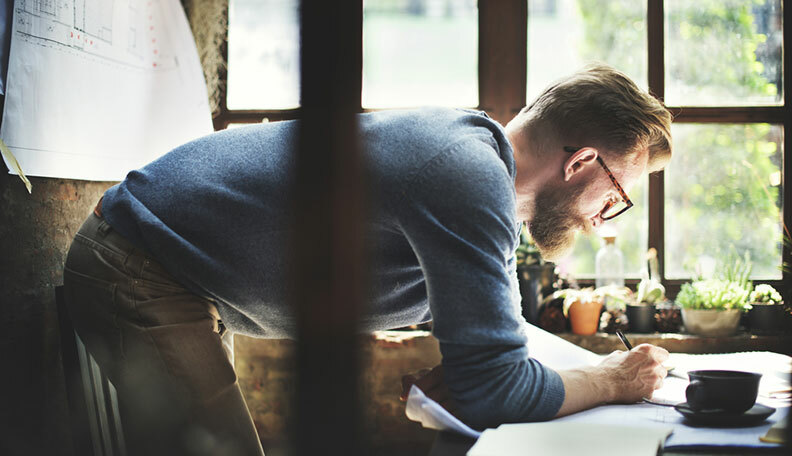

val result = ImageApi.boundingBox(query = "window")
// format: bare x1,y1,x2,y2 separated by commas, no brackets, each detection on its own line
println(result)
362,0,478,108
215,0,788,292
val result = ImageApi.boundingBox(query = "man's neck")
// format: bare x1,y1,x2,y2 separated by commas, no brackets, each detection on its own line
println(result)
506,122,559,223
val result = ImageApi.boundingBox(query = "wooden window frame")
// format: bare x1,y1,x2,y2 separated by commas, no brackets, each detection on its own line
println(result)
213,0,790,298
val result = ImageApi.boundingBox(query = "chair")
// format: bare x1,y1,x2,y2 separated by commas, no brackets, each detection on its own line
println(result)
56,285,126,456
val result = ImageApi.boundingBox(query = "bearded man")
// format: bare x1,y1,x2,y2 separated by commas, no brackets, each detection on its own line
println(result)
63,63,672,455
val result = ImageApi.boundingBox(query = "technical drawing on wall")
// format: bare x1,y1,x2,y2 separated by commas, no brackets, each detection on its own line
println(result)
1,0,212,181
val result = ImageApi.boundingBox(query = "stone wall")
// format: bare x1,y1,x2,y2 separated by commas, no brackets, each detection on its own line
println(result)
235,331,442,454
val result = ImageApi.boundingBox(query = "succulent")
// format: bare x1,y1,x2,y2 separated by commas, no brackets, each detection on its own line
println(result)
636,248,665,305
593,285,633,310
654,302,682,332
676,279,751,311
600,307,629,333
747,284,783,306
515,224,544,269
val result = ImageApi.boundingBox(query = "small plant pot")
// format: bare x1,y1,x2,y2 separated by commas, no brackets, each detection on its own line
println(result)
568,300,603,335
681,308,742,337
626,304,656,333
748,304,784,333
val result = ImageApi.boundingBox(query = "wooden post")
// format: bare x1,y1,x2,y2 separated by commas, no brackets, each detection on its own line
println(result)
292,0,365,455
478,0,527,125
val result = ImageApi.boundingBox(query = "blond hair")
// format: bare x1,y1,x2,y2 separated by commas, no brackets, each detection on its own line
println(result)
522,63,672,172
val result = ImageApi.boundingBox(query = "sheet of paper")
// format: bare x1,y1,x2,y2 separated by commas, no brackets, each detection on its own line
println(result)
556,401,789,449
0,0,212,181
523,323,603,370
405,385,481,439
468,422,673,456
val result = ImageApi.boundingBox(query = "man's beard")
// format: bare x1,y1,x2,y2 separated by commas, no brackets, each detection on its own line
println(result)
527,181,592,262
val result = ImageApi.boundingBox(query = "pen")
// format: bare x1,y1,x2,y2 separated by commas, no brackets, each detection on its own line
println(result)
615,330,633,350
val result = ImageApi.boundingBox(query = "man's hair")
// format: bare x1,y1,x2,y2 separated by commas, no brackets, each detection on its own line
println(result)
522,63,673,172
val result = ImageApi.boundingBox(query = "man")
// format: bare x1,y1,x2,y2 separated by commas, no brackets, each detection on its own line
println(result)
63,63,672,455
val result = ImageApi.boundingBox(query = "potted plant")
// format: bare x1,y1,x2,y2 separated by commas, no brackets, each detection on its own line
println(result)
562,288,604,335
515,226,555,325
626,248,665,333
676,279,751,337
677,251,753,337
746,284,785,333
596,285,631,334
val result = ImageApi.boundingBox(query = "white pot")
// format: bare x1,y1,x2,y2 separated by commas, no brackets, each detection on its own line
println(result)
681,308,742,337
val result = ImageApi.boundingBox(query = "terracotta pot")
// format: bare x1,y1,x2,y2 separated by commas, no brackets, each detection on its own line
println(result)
568,300,603,335
681,308,741,337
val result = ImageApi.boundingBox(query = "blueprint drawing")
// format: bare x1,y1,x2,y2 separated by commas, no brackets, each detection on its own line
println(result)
0,0,212,181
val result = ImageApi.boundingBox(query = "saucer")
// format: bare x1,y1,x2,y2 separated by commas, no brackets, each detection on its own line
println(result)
674,402,776,427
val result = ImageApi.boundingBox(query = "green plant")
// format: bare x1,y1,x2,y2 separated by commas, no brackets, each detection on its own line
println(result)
636,248,665,305
676,279,751,310
515,224,545,269
718,250,753,290
782,226,791,275
747,284,783,307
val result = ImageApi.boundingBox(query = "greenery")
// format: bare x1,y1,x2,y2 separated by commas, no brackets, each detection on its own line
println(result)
676,279,751,310
515,224,545,269
747,284,783,306
567,0,784,280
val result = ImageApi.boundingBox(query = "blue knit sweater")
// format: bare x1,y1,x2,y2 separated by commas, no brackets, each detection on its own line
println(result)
102,107,565,428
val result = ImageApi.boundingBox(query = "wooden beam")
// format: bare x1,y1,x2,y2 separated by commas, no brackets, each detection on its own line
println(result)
478,0,527,125
647,0,666,284
669,106,787,124
293,0,365,455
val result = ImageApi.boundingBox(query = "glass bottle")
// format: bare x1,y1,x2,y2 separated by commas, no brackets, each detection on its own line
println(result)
595,236,624,288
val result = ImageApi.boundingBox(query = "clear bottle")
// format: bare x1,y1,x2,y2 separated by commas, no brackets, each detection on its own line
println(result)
595,236,624,288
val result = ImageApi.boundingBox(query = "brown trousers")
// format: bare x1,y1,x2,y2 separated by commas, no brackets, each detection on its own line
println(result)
63,212,265,456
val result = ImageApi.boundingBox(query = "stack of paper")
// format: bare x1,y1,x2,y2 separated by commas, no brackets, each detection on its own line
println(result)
468,422,673,456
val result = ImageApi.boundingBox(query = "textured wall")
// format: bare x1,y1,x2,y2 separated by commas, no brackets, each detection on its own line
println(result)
0,172,115,455
234,331,441,454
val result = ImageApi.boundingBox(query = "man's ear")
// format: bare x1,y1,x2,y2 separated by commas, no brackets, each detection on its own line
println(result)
563,147,599,182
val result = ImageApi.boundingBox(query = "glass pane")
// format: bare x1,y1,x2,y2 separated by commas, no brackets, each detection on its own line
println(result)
362,0,478,109
665,124,783,279
227,0,300,109
665,0,783,106
557,176,649,279
527,0,647,104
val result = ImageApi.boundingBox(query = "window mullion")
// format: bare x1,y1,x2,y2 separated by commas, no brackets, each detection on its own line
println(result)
478,0,527,125
647,0,666,285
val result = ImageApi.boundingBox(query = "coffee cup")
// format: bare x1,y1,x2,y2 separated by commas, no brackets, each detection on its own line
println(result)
685,370,761,413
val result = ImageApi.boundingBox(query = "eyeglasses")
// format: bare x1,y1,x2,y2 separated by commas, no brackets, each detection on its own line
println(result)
563,146,634,221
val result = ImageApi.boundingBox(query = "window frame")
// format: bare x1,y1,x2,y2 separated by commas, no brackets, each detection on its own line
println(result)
213,0,789,298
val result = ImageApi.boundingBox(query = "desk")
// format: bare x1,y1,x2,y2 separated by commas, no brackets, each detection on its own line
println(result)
559,332,792,356
428,431,789,456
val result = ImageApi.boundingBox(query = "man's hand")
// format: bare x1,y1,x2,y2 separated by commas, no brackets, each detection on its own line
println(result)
598,343,669,403
400,364,458,415
555,343,669,417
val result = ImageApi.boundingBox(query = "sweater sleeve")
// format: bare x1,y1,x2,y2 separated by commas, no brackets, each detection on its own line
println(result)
397,138,565,429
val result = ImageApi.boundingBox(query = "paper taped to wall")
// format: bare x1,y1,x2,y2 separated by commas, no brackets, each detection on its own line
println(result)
0,0,212,181
0,136,31,192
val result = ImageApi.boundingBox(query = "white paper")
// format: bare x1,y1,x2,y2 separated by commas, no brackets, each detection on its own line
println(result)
0,0,212,181
468,422,673,456
405,385,481,439
404,323,601,438
404,323,791,451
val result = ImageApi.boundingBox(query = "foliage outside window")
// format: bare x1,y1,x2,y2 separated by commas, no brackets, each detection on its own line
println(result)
550,0,783,281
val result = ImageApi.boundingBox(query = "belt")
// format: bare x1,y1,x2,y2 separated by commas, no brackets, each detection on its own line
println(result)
94,196,104,218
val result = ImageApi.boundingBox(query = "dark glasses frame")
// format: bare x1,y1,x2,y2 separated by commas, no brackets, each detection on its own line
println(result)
563,146,634,221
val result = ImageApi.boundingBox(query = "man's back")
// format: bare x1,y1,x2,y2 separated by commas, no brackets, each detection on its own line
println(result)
101,107,516,339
